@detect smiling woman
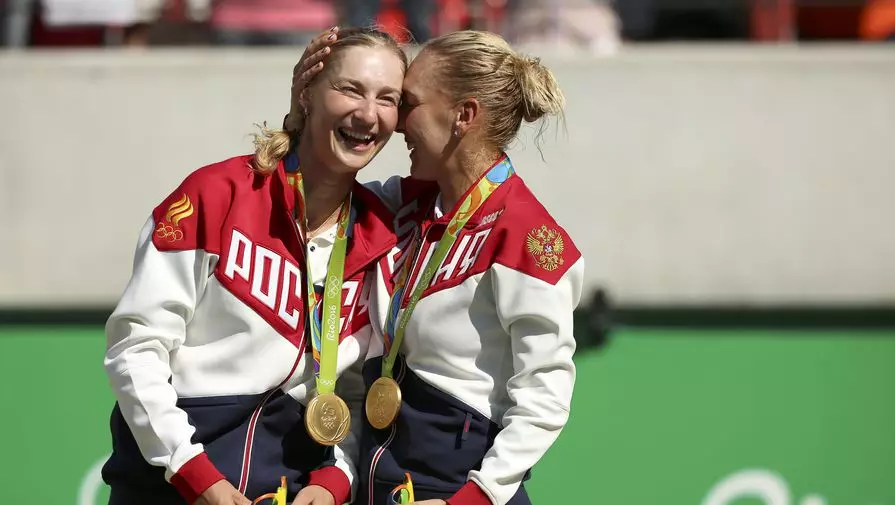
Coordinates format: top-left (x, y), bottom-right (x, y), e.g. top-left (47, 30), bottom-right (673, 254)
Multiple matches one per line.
top-left (287, 29), bottom-right (578, 505)
top-left (100, 26), bottom-right (410, 505)
top-left (253, 27), bottom-right (408, 178)
top-left (301, 44), bottom-right (404, 170)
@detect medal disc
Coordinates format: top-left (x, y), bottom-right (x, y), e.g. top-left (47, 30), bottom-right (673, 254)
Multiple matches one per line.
top-left (305, 392), bottom-right (351, 446)
top-left (365, 376), bottom-right (402, 430)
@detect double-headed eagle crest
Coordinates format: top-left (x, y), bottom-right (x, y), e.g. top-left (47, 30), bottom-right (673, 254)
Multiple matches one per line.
top-left (526, 225), bottom-right (565, 271)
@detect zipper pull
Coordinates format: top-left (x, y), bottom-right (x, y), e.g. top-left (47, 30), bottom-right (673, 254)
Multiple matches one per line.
top-left (461, 412), bottom-right (472, 441)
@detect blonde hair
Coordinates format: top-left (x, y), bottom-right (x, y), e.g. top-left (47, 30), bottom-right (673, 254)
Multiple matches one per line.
top-left (253, 27), bottom-right (408, 175)
top-left (422, 30), bottom-right (565, 151)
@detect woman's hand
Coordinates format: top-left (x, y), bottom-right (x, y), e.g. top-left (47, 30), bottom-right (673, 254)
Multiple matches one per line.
top-left (285, 26), bottom-right (340, 134)
top-left (194, 480), bottom-right (251, 505)
top-left (291, 484), bottom-right (335, 505)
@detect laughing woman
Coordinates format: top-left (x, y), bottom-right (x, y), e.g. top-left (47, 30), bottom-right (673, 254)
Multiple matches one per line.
top-left (289, 30), bottom-right (584, 505)
top-left (103, 28), bottom-right (407, 505)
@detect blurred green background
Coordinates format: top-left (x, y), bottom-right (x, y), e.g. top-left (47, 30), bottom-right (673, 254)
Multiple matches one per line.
top-left (4, 325), bottom-right (893, 505)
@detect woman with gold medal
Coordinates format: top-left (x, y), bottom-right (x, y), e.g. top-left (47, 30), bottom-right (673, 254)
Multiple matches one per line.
top-left (103, 28), bottom-right (411, 505)
top-left (289, 30), bottom-right (584, 505)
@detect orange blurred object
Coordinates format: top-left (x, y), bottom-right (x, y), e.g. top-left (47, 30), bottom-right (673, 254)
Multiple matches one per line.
top-left (376, 0), bottom-right (505, 41)
top-left (378, 0), bottom-right (410, 43)
top-left (750, 0), bottom-right (795, 41)
top-left (860, 0), bottom-right (895, 40)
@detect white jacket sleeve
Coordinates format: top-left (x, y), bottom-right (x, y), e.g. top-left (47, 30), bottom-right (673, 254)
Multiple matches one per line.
top-left (104, 216), bottom-right (222, 495)
top-left (464, 258), bottom-right (584, 505)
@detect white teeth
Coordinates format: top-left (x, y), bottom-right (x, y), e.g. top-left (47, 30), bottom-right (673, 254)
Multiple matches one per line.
top-left (340, 129), bottom-right (374, 142)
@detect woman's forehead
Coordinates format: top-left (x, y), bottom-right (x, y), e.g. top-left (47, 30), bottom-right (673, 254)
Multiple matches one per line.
top-left (407, 49), bottom-right (437, 72)
top-left (403, 51), bottom-right (439, 94)
top-left (329, 46), bottom-right (404, 86)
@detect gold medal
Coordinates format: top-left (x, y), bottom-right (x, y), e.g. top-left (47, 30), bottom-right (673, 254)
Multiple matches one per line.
top-left (365, 376), bottom-right (403, 430)
top-left (305, 392), bottom-right (351, 446)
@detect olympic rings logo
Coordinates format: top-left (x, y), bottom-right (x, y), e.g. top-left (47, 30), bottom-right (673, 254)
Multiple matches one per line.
top-left (155, 222), bottom-right (184, 243)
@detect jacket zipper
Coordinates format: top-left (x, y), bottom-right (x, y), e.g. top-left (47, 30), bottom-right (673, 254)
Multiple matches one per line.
top-left (367, 356), bottom-right (407, 505)
top-left (367, 220), bottom-right (435, 505)
top-left (237, 350), bottom-right (304, 494)
top-left (237, 207), bottom-right (309, 494)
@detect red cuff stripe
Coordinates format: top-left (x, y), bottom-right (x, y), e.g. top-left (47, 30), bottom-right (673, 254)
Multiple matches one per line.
top-left (448, 481), bottom-right (492, 505)
top-left (170, 452), bottom-right (226, 504)
top-left (308, 466), bottom-right (351, 505)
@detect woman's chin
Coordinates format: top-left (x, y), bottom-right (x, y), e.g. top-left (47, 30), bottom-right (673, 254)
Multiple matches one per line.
top-left (408, 157), bottom-right (435, 180)
top-left (331, 147), bottom-right (376, 174)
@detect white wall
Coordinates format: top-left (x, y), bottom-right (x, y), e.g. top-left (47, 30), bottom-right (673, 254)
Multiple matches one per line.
top-left (1, 45), bottom-right (894, 306)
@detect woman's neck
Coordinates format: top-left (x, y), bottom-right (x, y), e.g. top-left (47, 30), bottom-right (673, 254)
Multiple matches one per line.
top-left (437, 148), bottom-right (502, 211)
top-left (296, 138), bottom-right (354, 236)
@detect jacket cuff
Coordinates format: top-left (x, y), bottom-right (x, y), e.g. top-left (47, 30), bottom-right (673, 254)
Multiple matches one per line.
top-left (448, 481), bottom-right (493, 505)
top-left (170, 452), bottom-right (226, 504)
top-left (308, 466), bottom-right (351, 505)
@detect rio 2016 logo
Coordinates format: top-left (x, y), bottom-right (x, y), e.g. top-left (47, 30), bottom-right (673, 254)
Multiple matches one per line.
top-left (79, 455), bottom-right (109, 505)
top-left (703, 469), bottom-right (829, 505)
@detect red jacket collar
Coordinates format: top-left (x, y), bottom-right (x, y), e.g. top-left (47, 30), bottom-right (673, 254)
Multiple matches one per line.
top-left (432, 153), bottom-right (512, 227)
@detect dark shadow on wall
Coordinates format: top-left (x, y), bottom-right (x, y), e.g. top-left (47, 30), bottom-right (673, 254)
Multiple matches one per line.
top-left (4, 289), bottom-right (895, 350)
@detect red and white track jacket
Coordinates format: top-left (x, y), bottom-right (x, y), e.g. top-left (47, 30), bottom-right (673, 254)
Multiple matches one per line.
top-left (102, 154), bottom-right (396, 505)
top-left (357, 157), bottom-right (584, 505)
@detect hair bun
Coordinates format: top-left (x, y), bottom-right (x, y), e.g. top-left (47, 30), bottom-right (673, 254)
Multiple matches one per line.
top-left (422, 30), bottom-right (564, 150)
top-left (512, 53), bottom-right (564, 123)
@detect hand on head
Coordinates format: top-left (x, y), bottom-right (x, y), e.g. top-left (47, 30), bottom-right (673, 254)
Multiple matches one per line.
top-left (279, 27), bottom-right (406, 176)
top-left (286, 27), bottom-right (341, 134)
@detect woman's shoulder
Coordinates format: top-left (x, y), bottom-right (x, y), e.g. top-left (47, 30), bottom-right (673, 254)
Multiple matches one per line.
top-left (148, 154), bottom-right (258, 252)
top-left (487, 176), bottom-right (582, 283)
top-left (159, 154), bottom-right (264, 203)
top-left (177, 154), bottom-right (257, 191)
top-left (494, 176), bottom-right (569, 231)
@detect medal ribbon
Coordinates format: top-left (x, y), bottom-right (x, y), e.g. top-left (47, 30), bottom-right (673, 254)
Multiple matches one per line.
top-left (381, 157), bottom-right (515, 378)
top-left (290, 171), bottom-right (352, 396)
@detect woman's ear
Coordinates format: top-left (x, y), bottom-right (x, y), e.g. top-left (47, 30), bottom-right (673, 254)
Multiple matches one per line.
top-left (299, 88), bottom-right (311, 117)
top-left (454, 98), bottom-right (481, 137)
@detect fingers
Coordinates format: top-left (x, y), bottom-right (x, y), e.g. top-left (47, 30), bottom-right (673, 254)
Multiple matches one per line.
top-left (298, 45), bottom-right (331, 75)
top-left (302, 26), bottom-right (340, 59)
top-left (296, 29), bottom-right (337, 75)
top-left (291, 26), bottom-right (339, 74)
top-left (229, 486), bottom-right (252, 505)
top-left (291, 26), bottom-right (338, 89)
top-left (290, 491), bottom-right (313, 505)
top-left (292, 61), bottom-right (324, 91)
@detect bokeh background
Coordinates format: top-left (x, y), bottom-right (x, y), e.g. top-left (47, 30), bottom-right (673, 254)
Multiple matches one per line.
top-left (1, 1), bottom-right (894, 504)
